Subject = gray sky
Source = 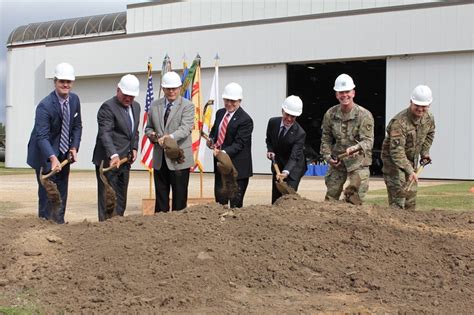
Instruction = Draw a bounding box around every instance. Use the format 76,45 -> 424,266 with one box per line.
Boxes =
0,0 -> 151,123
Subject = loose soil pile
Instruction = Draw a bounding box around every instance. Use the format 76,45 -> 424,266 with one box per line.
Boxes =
0,195 -> 473,313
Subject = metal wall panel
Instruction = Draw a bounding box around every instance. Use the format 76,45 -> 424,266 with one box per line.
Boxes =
50,4 -> 473,78
386,52 -> 474,180
127,0 -> 443,34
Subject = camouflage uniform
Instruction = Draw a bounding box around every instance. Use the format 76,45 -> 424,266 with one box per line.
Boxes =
381,108 -> 435,210
320,103 -> 374,203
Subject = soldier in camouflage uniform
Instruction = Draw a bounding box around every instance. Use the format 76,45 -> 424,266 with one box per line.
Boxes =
381,85 -> 435,210
320,74 -> 374,204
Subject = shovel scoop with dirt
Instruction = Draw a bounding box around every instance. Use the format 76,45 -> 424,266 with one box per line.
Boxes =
271,158 -> 296,195
331,148 -> 364,205
163,137 -> 185,164
215,151 -> 239,200
39,153 -> 73,220
99,155 -> 130,220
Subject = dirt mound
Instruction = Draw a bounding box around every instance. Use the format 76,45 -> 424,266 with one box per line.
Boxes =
0,195 -> 473,313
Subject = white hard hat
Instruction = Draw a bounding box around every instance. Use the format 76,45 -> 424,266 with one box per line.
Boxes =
334,73 -> 355,92
282,95 -> 303,116
222,82 -> 243,100
118,74 -> 140,97
54,62 -> 75,81
161,71 -> 182,88
410,85 -> 433,106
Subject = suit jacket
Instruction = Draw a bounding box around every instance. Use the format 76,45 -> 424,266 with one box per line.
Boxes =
145,95 -> 194,170
27,91 -> 82,170
266,117 -> 306,181
92,96 -> 141,167
209,107 -> 253,179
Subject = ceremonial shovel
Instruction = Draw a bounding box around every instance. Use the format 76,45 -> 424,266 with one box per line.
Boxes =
99,156 -> 130,220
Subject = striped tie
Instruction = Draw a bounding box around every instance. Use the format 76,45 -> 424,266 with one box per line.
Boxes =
59,100 -> 70,154
215,113 -> 230,148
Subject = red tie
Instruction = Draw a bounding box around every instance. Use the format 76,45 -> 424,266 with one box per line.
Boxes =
215,113 -> 230,148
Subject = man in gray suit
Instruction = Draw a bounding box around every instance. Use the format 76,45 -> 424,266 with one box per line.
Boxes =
92,74 -> 141,221
145,71 -> 194,212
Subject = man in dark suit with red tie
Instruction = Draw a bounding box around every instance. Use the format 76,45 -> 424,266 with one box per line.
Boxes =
27,62 -> 83,223
92,74 -> 141,221
208,82 -> 253,208
266,95 -> 307,204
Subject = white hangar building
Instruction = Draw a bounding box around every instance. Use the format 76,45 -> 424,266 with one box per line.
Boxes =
5,0 -> 474,180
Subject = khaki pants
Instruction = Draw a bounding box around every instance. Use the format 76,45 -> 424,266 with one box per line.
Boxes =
324,165 -> 370,202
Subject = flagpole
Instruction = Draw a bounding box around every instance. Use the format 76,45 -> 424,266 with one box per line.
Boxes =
147,58 -> 154,199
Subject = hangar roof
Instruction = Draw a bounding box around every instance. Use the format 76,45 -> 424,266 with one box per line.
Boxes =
7,11 -> 126,47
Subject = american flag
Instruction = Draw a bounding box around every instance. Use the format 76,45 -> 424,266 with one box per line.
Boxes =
140,62 -> 154,170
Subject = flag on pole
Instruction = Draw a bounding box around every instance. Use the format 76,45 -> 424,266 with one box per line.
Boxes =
191,58 -> 203,171
181,58 -> 191,100
159,54 -> 172,98
198,56 -> 219,171
180,55 -> 203,172
140,61 -> 154,170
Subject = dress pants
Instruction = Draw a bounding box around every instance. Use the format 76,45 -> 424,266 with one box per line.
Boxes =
214,172 -> 249,208
35,152 -> 70,224
154,160 -> 190,212
95,163 -> 130,222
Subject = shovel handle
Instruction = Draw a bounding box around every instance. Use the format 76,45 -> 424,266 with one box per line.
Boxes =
201,131 -> 215,149
201,131 -> 210,142
101,156 -> 130,173
41,157 -> 71,180
405,164 -> 425,192
271,159 -> 284,183
336,147 -> 363,161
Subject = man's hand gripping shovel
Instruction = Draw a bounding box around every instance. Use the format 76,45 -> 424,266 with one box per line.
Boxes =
403,157 -> 432,197
39,153 -> 74,220
271,158 -> 296,195
99,155 -> 131,220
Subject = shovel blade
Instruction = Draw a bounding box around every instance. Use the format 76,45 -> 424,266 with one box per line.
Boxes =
275,181 -> 296,195
39,169 -> 62,220
344,185 -> 362,205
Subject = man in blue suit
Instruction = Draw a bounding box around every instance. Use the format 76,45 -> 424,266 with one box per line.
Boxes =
27,62 -> 83,223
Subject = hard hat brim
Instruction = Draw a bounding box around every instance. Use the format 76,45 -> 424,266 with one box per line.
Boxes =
55,75 -> 75,81
161,83 -> 182,88
119,88 -> 139,97
411,98 -> 432,106
283,108 -> 302,117
333,84 -> 355,92
222,94 -> 241,101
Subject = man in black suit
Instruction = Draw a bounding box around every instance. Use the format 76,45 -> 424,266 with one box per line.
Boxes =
27,62 -> 82,224
208,82 -> 253,208
266,95 -> 306,204
92,74 -> 141,221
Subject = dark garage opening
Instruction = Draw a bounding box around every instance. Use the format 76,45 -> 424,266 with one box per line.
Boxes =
287,59 -> 386,175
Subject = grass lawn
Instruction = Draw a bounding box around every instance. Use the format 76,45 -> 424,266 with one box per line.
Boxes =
0,162 -> 34,176
366,181 -> 474,211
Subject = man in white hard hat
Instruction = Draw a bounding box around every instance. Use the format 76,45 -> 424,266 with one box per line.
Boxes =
381,85 -> 436,210
27,62 -> 83,224
208,82 -> 253,208
266,95 -> 307,204
320,73 -> 375,205
92,74 -> 141,221
145,71 -> 194,212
